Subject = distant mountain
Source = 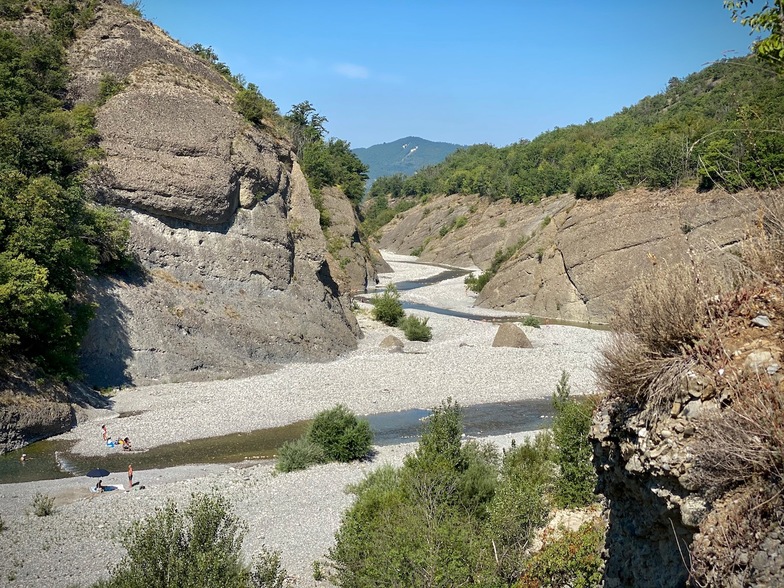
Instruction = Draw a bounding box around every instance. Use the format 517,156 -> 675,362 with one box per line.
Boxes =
353,136 -> 463,184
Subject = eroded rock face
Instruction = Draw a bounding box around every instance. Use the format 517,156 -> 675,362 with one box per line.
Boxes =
379,189 -> 768,323
68,2 -> 365,386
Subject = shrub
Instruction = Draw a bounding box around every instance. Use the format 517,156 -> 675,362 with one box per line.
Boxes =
571,170 -> 615,199
249,546 -> 288,588
97,74 -> 126,105
371,284 -> 404,326
522,316 -> 541,328
275,437 -> 326,472
307,405 -> 373,462
552,372 -> 597,508
399,314 -> 432,341
518,520 -> 605,588
235,83 -> 278,126
100,493 -> 249,588
454,215 -> 468,229
32,493 -> 54,517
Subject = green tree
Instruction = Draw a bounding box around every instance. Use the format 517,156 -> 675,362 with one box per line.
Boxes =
285,101 -> 328,156
552,371 -> 597,507
726,0 -> 784,70
99,494 -> 249,588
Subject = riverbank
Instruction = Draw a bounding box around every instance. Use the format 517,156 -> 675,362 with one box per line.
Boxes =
0,253 -> 607,587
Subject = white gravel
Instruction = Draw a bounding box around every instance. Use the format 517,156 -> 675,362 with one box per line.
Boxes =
0,253 -> 608,588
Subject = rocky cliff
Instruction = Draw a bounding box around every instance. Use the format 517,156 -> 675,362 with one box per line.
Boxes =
62,1 -> 378,386
378,189 -> 772,324
590,225 -> 784,586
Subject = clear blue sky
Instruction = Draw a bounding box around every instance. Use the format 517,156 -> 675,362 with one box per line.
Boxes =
141,1 -> 757,149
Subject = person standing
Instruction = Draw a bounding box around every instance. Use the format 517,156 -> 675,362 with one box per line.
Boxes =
128,464 -> 133,488
102,424 -> 108,441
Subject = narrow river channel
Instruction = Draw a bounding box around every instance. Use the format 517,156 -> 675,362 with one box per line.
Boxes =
0,259 -> 578,484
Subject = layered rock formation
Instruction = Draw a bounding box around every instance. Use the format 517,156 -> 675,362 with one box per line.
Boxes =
63,1 -> 376,386
378,189 -> 770,324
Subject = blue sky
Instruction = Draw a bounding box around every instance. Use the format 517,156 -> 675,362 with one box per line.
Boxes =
142,1 -> 757,149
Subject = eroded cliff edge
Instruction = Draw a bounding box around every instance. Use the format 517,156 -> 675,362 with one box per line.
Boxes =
68,2 -> 372,386
377,189 -> 772,324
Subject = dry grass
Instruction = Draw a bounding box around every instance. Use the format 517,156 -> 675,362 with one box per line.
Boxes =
691,375 -> 784,494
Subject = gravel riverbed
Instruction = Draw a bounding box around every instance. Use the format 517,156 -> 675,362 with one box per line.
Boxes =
0,253 -> 608,587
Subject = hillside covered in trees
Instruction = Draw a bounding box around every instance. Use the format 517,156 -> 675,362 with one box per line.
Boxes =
365,55 -> 784,213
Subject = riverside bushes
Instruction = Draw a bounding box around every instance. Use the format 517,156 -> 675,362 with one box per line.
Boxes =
94,493 -> 288,588
370,284 -> 405,326
276,405 -> 372,472
308,404 -> 373,462
370,284 -> 433,341
328,396 -> 597,587
552,371 -> 597,508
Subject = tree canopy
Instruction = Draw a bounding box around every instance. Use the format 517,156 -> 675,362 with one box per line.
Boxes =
0,1 -> 128,376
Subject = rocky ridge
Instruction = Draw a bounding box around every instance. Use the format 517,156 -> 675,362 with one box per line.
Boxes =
378,189 -> 774,324
63,1 -> 380,387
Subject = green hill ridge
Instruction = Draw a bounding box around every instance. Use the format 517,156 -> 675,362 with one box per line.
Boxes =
352,136 -> 462,184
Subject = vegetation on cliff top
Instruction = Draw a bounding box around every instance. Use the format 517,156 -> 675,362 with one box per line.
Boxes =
0,0 -> 129,378
365,55 -> 783,214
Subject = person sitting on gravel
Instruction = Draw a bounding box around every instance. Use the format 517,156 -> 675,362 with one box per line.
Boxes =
94,479 -> 104,493
122,437 -> 131,451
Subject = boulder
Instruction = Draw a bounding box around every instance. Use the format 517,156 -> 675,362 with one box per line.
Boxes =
491,323 -> 532,348
379,335 -> 404,351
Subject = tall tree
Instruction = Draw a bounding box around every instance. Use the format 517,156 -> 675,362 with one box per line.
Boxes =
725,0 -> 784,70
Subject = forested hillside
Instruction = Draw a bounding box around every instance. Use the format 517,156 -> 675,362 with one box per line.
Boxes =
352,136 -> 461,184
0,0 -> 129,377
365,55 -> 784,212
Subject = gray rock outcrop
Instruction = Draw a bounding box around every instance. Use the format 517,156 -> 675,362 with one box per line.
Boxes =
61,2 -> 373,386
378,189 -> 771,324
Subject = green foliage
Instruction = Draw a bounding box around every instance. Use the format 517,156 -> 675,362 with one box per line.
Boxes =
367,56 -> 784,201
465,236 -> 529,293
32,492 -> 54,516
275,437 -> 326,473
307,404 -> 373,462
235,83 -> 279,126
522,316 -> 541,328
301,138 -> 368,205
518,521 -> 605,588
360,192 -> 416,237
370,284 -> 405,326
399,314 -> 432,341
725,0 -> 784,70
285,101 -> 327,156
249,546 -> 288,588
330,400 -> 563,587
0,7 -> 129,377
570,169 -> 615,199
98,494 -> 250,588
97,74 -> 126,105
552,372 -> 597,508
454,215 -> 468,229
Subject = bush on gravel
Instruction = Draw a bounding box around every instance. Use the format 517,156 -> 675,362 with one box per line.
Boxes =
307,404 -> 373,462
276,437 -> 326,472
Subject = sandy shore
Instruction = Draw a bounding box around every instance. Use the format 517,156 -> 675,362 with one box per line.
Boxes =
0,253 -> 607,587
